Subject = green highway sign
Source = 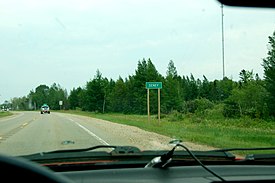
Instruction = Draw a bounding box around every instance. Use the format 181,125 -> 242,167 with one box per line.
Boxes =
146,82 -> 162,89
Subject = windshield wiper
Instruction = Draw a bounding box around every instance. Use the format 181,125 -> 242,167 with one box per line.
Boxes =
21,145 -> 142,160
43,145 -> 142,155
208,147 -> 275,163
208,147 -> 275,153
43,145 -> 117,154
209,147 -> 275,160
245,153 -> 275,161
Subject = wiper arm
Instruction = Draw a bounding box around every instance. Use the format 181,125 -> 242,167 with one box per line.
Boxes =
22,145 -> 142,160
246,153 -> 275,161
42,145 -> 117,154
209,147 -> 275,162
42,145 -> 141,155
208,147 -> 275,153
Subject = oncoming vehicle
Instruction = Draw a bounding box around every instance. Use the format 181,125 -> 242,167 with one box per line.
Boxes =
1,0 -> 275,183
40,104 -> 50,114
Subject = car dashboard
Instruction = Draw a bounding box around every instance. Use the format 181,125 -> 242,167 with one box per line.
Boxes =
1,149 -> 275,183
59,165 -> 275,183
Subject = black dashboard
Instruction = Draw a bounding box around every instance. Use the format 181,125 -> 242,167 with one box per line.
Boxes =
1,153 -> 275,183
59,165 -> 275,183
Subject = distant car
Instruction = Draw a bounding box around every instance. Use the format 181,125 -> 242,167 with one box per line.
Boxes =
40,104 -> 50,114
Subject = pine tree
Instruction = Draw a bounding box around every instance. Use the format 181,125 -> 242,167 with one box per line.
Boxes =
262,31 -> 275,116
163,60 -> 181,113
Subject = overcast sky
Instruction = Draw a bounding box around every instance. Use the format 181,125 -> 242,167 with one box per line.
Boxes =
1,0 -> 275,104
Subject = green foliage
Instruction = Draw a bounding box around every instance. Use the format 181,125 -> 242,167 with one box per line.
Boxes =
204,103 -> 225,120
10,97 -> 29,110
198,75 -> 210,98
0,111 -> 12,118
262,31 -> 275,116
183,98 -> 214,115
166,60 -> 178,77
162,60 -> 182,113
209,77 -> 236,101
84,69 -> 108,113
223,100 -> 241,118
68,87 -> 82,110
239,69 -> 254,84
130,58 -> 163,114
109,77 -> 128,113
61,52 -> 274,120
186,74 -> 199,100
13,83 -> 68,111
223,72 -> 269,118
48,83 -> 68,110
167,110 -> 184,122
30,84 -> 50,108
195,98 -> 214,114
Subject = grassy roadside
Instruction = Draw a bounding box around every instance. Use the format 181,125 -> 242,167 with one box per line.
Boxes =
60,109 -> 275,155
0,111 -> 13,118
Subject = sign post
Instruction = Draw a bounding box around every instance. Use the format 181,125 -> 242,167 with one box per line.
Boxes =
147,89 -> 150,123
145,82 -> 162,123
59,100 -> 63,110
158,88 -> 160,122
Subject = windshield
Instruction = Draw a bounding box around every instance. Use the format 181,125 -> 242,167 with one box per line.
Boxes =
0,0 -> 275,157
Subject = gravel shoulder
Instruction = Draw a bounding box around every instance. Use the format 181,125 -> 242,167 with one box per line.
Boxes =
66,113 -> 217,151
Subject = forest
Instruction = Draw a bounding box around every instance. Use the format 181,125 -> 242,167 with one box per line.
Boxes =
6,31 -> 275,120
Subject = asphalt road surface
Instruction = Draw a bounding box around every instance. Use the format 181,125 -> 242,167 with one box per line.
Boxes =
0,111 -> 145,156
0,111 -> 216,156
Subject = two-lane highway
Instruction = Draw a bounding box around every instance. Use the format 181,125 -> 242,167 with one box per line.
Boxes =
0,111 -> 133,156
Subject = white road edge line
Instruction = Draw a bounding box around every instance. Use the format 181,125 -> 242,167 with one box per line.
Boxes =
74,122 -> 109,145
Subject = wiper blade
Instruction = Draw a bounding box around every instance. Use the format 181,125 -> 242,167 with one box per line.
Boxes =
43,145 -> 117,154
42,145 -> 141,155
246,154 -> 275,161
21,145 -> 142,160
208,147 -> 275,153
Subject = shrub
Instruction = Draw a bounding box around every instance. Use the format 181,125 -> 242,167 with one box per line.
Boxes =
168,110 -> 184,122
223,100 -> 241,118
184,98 -> 214,114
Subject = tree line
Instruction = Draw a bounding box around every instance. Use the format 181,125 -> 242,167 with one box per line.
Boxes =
9,83 -> 68,111
8,31 -> 275,119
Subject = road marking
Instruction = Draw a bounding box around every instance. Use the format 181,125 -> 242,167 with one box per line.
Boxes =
74,122 -> 109,145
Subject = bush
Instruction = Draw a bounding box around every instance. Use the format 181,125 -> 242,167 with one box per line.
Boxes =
223,100 -> 241,118
167,110 -> 184,122
184,98 -> 214,114
76,107 -> 82,111
205,103 -> 225,120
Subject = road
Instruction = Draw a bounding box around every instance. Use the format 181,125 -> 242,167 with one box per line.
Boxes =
0,111 -> 217,156
0,111 -> 147,156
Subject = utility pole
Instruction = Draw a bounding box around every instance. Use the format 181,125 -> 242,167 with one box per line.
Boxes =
221,4 -> 225,79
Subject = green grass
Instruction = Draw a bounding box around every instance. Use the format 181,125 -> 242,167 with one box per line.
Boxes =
0,111 -> 12,118
60,109 -> 275,155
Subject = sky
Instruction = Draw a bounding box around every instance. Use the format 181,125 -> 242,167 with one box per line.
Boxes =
0,0 -> 275,104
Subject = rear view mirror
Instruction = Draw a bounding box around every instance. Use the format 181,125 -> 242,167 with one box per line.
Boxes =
217,0 -> 275,8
